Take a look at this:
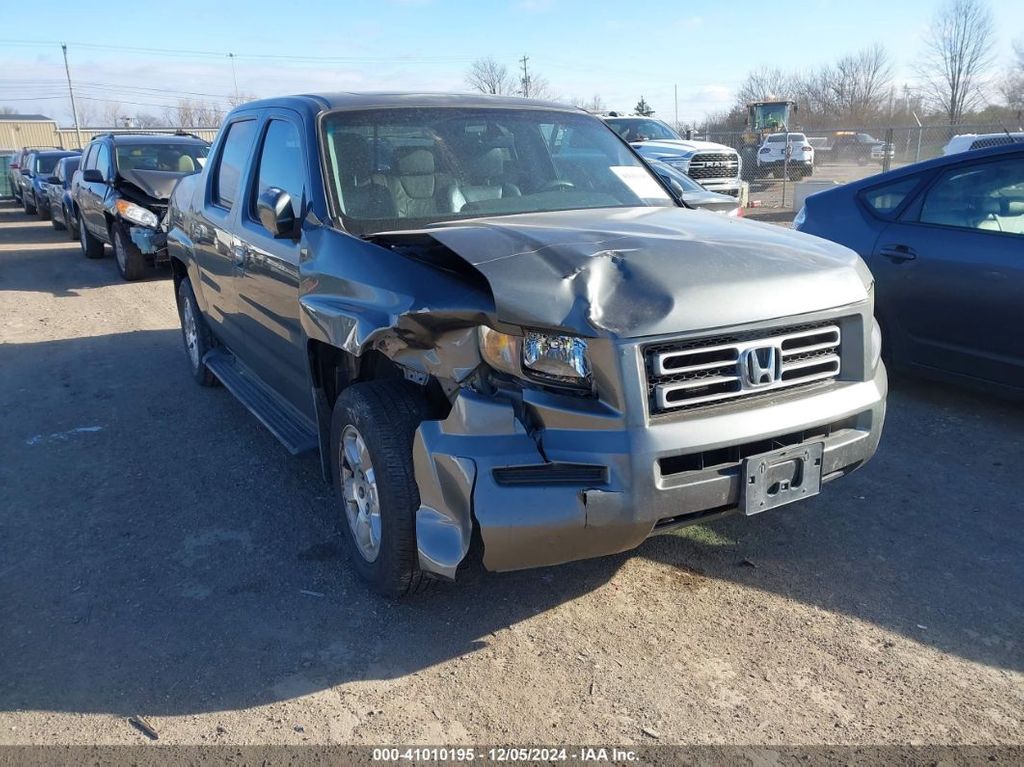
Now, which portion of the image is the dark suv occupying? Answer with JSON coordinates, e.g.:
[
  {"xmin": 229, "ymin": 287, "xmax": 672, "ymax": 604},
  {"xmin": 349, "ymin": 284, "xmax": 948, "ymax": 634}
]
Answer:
[
  {"xmin": 20, "ymin": 149, "xmax": 79, "ymax": 218},
  {"xmin": 45, "ymin": 155, "xmax": 81, "ymax": 235},
  {"xmin": 71, "ymin": 132, "xmax": 209, "ymax": 280}
]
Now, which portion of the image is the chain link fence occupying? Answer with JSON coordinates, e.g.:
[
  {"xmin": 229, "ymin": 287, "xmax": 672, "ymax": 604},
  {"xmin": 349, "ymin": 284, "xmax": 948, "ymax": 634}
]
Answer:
[{"xmin": 696, "ymin": 122, "xmax": 1022, "ymax": 211}]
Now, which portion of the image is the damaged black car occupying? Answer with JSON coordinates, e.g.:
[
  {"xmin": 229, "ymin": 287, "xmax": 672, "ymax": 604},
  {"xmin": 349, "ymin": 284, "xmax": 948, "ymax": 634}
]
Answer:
[
  {"xmin": 167, "ymin": 94, "xmax": 886, "ymax": 597},
  {"xmin": 70, "ymin": 132, "xmax": 209, "ymax": 280}
]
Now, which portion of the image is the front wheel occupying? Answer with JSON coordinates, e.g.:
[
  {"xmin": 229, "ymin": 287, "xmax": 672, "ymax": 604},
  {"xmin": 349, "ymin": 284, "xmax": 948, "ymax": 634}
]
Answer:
[
  {"xmin": 79, "ymin": 216, "xmax": 104, "ymax": 258},
  {"xmin": 23, "ymin": 194, "xmax": 36, "ymax": 216},
  {"xmin": 176, "ymin": 277, "xmax": 217, "ymax": 386},
  {"xmin": 113, "ymin": 223, "xmax": 147, "ymax": 281},
  {"xmin": 330, "ymin": 381, "xmax": 432, "ymax": 598}
]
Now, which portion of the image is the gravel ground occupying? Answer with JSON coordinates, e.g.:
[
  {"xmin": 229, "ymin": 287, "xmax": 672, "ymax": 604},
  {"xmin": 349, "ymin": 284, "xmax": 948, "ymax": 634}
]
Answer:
[{"xmin": 1, "ymin": 200, "xmax": 1022, "ymax": 749}]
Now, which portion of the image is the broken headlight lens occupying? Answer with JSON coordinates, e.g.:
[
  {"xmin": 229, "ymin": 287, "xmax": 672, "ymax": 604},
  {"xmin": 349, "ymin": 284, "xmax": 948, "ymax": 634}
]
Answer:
[
  {"xmin": 479, "ymin": 328, "xmax": 591, "ymax": 388},
  {"xmin": 115, "ymin": 199, "xmax": 159, "ymax": 229},
  {"xmin": 522, "ymin": 331, "xmax": 590, "ymax": 383}
]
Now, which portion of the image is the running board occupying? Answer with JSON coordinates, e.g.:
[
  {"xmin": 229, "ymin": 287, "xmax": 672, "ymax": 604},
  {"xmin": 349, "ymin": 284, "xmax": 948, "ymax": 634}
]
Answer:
[{"xmin": 203, "ymin": 349, "xmax": 318, "ymax": 456}]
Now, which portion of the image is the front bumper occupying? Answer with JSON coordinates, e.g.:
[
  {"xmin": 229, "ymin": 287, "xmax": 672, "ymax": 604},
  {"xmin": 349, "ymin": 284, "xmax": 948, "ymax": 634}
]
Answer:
[
  {"xmin": 413, "ymin": 308, "xmax": 887, "ymax": 578},
  {"xmin": 128, "ymin": 225, "xmax": 169, "ymax": 263},
  {"xmin": 697, "ymin": 178, "xmax": 742, "ymax": 196}
]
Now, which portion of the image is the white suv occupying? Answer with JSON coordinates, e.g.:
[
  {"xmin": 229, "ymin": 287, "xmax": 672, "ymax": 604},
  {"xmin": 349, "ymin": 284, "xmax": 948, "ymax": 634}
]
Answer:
[{"xmin": 757, "ymin": 133, "xmax": 814, "ymax": 179}]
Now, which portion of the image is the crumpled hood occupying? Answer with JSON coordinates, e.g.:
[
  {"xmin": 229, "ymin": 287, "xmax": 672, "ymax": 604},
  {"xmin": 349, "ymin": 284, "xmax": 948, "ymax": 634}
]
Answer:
[
  {"xmin": 634, "ymin": 139, "xmax": 734, "ymax": 158},
  {"xmin": 117, "ymin": 168, "xmax": 190, "ymax": 201},
  {"xmin": 394, "ymin": 206, "xmax": 872, "ymax": 338}
]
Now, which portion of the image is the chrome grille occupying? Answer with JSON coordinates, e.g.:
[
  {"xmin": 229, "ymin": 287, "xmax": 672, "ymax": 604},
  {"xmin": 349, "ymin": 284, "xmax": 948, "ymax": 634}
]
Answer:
[
  {"xmin": 687, "ymin": 152, "xmax": 740, "ymax": 181},
  {"xmin": 646, "ymin": 323, "xmax": 841, "ymax": 413}
]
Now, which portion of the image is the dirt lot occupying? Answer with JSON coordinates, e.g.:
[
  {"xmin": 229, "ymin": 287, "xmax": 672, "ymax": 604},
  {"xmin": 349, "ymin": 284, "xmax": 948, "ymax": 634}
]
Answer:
[{"xmin": 1, "ymin": 200, "xmax": 1022, "ymax": 749}]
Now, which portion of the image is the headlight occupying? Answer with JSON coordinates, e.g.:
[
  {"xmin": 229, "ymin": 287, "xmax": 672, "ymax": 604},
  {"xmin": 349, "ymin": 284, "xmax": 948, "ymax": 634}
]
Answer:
[
  {"xmin": 523, "ymin": 331, "xmax": 590, "ymax": 382},
  {"xmin": 662, "ymin": 156, "xmax": 690, "ymax": 170},
  {"xmin": 479, "ymin": 327, "xmax": 591, "ymax": 388},
  {"xmin": 870, "ymin": 317, "xmax": 882, "ymax": 371},
  {"xmin": 115, "ymin": 199, "xmax": 159, "ymax": 228}
]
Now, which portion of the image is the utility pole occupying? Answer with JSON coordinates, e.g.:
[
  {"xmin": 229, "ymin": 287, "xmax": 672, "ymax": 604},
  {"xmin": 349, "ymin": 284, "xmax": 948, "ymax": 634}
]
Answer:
[
  {"xmin": 61, "ymin": 43, "xmax": 84, "ymax": 150},
  {"xmin": 228, "ymin": 52, "xmax": 239, "ymax": 103},
  {"xmin": 674, "ymin": 84, "xmax": 678, "ymax": 131},
  {"xmin": 519, "ymin": 55, "xmax": 530, "ymax": 98}
]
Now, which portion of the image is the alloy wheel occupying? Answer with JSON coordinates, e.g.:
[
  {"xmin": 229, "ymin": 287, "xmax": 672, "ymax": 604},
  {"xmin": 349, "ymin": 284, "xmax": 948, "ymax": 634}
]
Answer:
[{"xmin": 340, "ymin": 425, "xmax": 382, "ymax": 563}]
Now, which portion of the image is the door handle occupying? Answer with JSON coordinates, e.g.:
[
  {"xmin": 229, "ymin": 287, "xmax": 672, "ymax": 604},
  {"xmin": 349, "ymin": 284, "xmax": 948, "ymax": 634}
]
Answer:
[
  {"xmin": 878, "ymin": 245, "xmax": 917, "ymax": 263},
  {"xmin": 230, "ymin": 243, "xmax": 249, "ymax": 268}
]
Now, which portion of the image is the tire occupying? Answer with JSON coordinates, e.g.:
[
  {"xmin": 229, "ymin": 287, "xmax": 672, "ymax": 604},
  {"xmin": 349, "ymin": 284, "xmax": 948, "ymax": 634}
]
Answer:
[
  {"xmin": 79, "ymin": 216, "xmax": 104, "ymax": 258},
  {"xmin": 66, "ymin": 206, "xmax": 79, "ymax": 240},
  {"xmin": 112, "ymin": 222, "xmax": 147, "ymax": 281},
  {"xmin": 330, "ymin": 381, "xmax": 432, "ymax": 598},
  {"xmin": 175, "ymin": 277, "xmax": 217, "ymax": 387},
  {"xmin": 37, "ymin": 201, "xmax": 51, "ymax": 221},
  {"xmin": 51, "ymin": 204, "xmax": 65, "ymax": 230},
  {"xmin": 23, "ymin": 193, "xmax": 36, "ymax": 216}
]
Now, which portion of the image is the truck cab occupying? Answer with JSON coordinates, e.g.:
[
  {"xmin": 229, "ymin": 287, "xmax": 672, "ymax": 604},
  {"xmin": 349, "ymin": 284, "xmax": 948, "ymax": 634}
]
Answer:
[{"xmin": 167, "ymin": 93, "xmax": 886, "ymax": 597}]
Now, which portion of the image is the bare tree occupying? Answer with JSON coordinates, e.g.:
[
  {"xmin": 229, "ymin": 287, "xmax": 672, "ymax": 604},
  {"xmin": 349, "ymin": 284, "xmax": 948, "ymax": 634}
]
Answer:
[
  {"xmin": 834, "ymin": 45, "xmax": 892, "ymax": 122},
  {"xmin": 134, "ymin": 113, "xmax": 164, "ymax": 129},
  {"xmin": 227, "ymin": 92, "xmax": 256, "ymax": 108},
  {"xmin": 916, "ymin": 0, "xmax": 996, "ymax": 125},
  {"xmin": 466, "ymin": 57, "xmax": 514, "ymax": 95},
  {"xmin": 100, "ymin": 101, "xmax": 122, "ymax": 127},
  {"xmin": 0, "ymin": 105, "xmax": 16, "ymax": 115},
  {"xmin": 1000, "ymin": 38, "xmax": 1024, "ymax": 112},
  {"xmin": 170, "ymin": 98, "xmax": 223, "ymax": 128},
  {"xmin": 571, "ymin": 94, "xmax": 606, "ymax": 112},
  {"xmin": 734, "ymin": 67, "xmax": 799, "ymax": 107}
]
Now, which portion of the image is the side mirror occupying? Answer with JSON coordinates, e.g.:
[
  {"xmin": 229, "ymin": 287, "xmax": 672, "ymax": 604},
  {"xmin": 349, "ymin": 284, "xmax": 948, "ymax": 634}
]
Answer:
[
  {"xmin": 82, "ymin": 169, "xmax": 105, "ymax": 183},
  {"xmin": 256, "ymin": 187, "xmax": 298, "ymax": 239}
]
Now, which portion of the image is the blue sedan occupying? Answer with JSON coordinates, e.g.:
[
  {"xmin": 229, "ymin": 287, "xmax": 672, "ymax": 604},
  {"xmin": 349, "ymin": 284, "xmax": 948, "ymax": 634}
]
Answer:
[{"xmin": 795, "ymin": 143, "xmax": 1024, "ymax": 395}]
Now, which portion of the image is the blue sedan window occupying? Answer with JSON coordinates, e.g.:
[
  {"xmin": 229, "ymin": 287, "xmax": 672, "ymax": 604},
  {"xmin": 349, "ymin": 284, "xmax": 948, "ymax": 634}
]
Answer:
[
  {"xmin": 863, "ymin": 176, "xmax": 919, "ymax": 215},
  {"xmin": 920, "ymin": 158, "xmax": 1024, "ymax": 236}
]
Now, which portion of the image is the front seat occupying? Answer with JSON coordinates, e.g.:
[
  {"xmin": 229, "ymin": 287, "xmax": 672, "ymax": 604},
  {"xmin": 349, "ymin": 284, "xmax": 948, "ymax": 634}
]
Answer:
[
  {"xmin": 449, "ymin": 148, "xmax": 522, "ymax": 212},
  {"xmin": 331, "ymin": 133, "xmax": 395, "ymax": 219},
  {"xmin": 384, "ymin": 147, "xmax": 447, "ymax": 218},
  {"xmin": 176, "ymin": 155, "xmax": 196, "ymax": 173}
]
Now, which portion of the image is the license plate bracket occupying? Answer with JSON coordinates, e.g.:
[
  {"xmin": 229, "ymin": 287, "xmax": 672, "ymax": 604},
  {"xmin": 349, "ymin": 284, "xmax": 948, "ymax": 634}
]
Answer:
[{"xmin": 741, "ymin": 442, "xmax": 824, "ymax": 516}]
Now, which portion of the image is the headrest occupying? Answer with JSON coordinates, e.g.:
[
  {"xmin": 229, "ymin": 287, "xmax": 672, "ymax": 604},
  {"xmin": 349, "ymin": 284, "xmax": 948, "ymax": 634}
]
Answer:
[
  {"xmin": 334, "ymin": 133, "xmax": 373, "ymax": 175},
  {"xmin": 468, "ymin": 148, "xmax": 504, "ymax": 182},
  {"xmin": 395, "ymin": 148, "xmax": 435, "ymax": 176}
]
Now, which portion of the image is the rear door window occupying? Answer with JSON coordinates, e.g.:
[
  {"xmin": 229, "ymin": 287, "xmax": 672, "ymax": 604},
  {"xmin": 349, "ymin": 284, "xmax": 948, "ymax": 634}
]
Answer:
[
  {"xmin": 862, "ymin": 176, "xmax": 920, "ymax": 216},
  {"xmin": 919, "ymin": 157, "xmax": 1024, "ymax": 236},
  {"xmin": 212, "ymin": 119, "xmax": 257, "ymax": 209}
]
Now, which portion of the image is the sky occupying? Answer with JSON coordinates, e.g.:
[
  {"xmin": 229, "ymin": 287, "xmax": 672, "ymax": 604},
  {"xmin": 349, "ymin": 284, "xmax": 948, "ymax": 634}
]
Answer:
[{"xmin": 1, "ymin": 0, "xmax": 1021, "ymax": 127}]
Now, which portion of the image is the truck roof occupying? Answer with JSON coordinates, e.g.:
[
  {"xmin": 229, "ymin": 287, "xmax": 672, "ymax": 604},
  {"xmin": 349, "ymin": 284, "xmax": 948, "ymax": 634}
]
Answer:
[{"xmin": 232, "ymin": 92, "xmax": 582, "ymax": 116}]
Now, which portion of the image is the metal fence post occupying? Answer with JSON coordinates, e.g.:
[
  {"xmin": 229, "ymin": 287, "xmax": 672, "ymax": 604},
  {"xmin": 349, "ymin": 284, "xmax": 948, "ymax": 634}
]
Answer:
[{"xmin": 883, "ymin": 127, "xmax": 894, "ymax": 172}]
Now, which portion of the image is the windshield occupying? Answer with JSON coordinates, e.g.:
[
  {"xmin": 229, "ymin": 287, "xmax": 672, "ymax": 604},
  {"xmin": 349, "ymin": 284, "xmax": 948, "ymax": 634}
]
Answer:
[
  {"xmin": 605, "ymin": 118, "xmax": 680, "ymax": 142},
  {"xmin": 752, "ymin": 103, "xmax": 791, "ymax": 132},
  {"xmin": 35, "ymin": 155, "xmax": 65, "ymax": 174},
  {"xmin": 115, "ymin": 143, "xmax": 209, "ymax": 173},
  {"xmin": 322, "ymin": 108, "xmax": 674, "ymax": 235}
]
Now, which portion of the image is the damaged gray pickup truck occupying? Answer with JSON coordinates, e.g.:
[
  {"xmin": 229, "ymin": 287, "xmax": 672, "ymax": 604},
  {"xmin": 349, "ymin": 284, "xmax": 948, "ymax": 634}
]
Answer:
[{"xmin": 166, "ymin": 93, "xmax": 887, "ymax": 597}]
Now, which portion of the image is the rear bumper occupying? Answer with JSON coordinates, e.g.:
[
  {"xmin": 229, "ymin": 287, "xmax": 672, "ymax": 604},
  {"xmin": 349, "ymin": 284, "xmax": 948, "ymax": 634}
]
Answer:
[{"xmin": 413, "ymin": 361, "xmax": 886, "ymax": 578}]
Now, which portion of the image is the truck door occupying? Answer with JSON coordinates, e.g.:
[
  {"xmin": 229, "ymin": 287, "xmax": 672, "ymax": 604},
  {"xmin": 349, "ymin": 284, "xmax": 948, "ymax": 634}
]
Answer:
[
  {"xmin": 193, "ymin": 117, "xmax": 258, "ymax": 352},
  {"xmin": 232, "ymin": 114, "xmax": 314, "ymax": 418}
]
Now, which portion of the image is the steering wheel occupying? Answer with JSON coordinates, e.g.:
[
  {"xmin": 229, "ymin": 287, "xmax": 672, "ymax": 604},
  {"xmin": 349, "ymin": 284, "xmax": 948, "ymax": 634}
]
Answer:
[{"xmin": 541, "ymin": 179, "xmax": 576, "ymax": 192}]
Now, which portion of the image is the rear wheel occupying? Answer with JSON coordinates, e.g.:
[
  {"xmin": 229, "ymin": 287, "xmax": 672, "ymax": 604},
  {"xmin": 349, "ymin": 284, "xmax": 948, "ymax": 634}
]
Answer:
[
  {"xmin": 65, "ymin": 206, "xmax": 78, "ymax": 240},
  {"xmin": 175, "ymin": 277, "xmax": 217, "ymax": 386},
  {"xmin": 330, "ymin": 381, "xmax": 432, "ymax": 598},
  {"xmin": 79, "ymin": 216, "xmax": 104, "ymax": 258},
  {"xmin": 113, "ymin": 223, "xmax": 147, "ymax": 281}
]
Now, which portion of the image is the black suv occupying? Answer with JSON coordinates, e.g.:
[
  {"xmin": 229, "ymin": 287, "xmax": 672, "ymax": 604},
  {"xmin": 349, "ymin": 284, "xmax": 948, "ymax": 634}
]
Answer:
[{"xmin": 71, "ymin": 132, "xmax": 210, "ymax": 280}]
